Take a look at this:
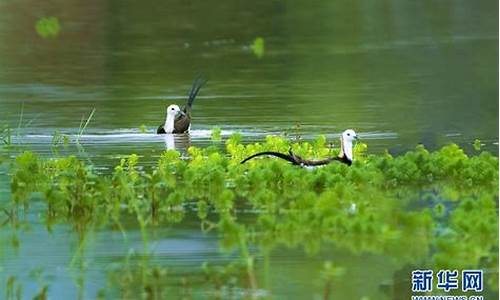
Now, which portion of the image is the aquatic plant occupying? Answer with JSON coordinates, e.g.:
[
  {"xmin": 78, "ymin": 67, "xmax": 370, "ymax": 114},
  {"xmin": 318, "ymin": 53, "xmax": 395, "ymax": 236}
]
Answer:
[
  {"xmin": 32, "ymin": 286, "xmax": 48, "ymax": 300},
  {"xmin": 35, "ymin": 16, "xmax": 60, "ymax": 39},
  {"xmin": 211, "ymin": 126, "xmax": 222, "ymax": 141},
  {"xmin": 51, "ymin": 130, "xmax": 69, "ymax": 147},
  {"xmin": 1, "ymin": 125, "xmax": 12, "ymax": 146},
  {"xmin": 76, "ymin": 108, "xmax": 95, "ymax": 143},
  {"xmin": 107, "ymin": 251, "xmax": 169, "ymax": 300},
  {"xmin": 320, "ymin": 261, "xmax": 345, "ymax": 300},
  {"xmin": 7, "ymin": 133, "xmax": 498, "ymax": 224},
  {"xmin": 251, "ymin": 37, "xmax": 265, "ymax": 58},
  {"xmin": 139, "ymin": 124, "xmax": 148, "ymax": 134},
  {"xmin": 201, "ymin": 260, "xmax": 256, "ymax": 299},
  {"xmin": 473, "ymin": 139, "xmax": 482, "ymax": 151},
  {"xmin": 4, "ymin": 272, "xmax": 48, "ymax": 300},
  {"xmin": 50, "ymin": 130, "xmax": 70, "ymax": 155},
  {"xmin": 1, "ymin": 132, "xmax": 498, "ymax": 295},
  {"xmin": 5, "ymin": 276, "xmax": 22, "ymax": 300},
  {"xmin": 16, "ymin": 103, "xmax": 24, "ymax": 141}
]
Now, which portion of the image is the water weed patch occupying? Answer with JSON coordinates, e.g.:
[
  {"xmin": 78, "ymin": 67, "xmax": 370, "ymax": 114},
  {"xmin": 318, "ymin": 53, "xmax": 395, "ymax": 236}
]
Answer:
[{"xmin": 1, "ymin": 133, "xmax": 498, "ymax": 297}]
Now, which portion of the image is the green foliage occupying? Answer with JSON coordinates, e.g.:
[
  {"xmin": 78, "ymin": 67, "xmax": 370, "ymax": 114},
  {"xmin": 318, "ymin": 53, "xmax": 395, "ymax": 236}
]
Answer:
[
  {"xmin": 32, "ymin": 286, "xmax": 48, "ymax": 300},
  {"xmin": 1, "ymin": 124, "xmax": 12, "ymax": 146},
  {"xmin": 51, "ymin": 130, "xmax": 69, "ymax": 152},
  {"xmin": 251, "ymin": 37, "xmax": 265, "ymax": 58},
  {"xmin": 107, "ymin": 252, "xmax": 168, "ymax": 300},
  {"xmin": 211, "ymin": 127, "xmax": 222, "ymax": 141},
  {"xmin": 473, "ymin": 139, "xmax": 482, "ymax": 151},
  {"xmin": 139, "ymin": 124, "xmax": 148, "ymax": 134},
  {"xmin": 202, "ymin": 261, "xmax": 248, "ymax": 297},
  {"xmin": 434, "ymin": 194, "xmax": 498, "ymax": 269},
  {"xmin": 2, "ymin": 135, "xmax": 499, "ymax": 295},
  {"xmin": 35, "ymin": 17, "xmax": 60, "ymax": 39},
  {"xmin": 321, "ymin": 261, "xmax": 345, "ymax": 300},
  {"xmin": 5, "ymin": 276, "xmax": 22, "ymax": 300}
]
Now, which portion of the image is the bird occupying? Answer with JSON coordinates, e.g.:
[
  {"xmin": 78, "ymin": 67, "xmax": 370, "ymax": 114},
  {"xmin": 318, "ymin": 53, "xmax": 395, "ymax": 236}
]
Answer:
[
  {"xmin": 157, "ymin": 76, "xmax": 207, "ymax": 134},
  {"xmin": 241, "ymin": 129, "xmax": 359, "ymax": 166}
]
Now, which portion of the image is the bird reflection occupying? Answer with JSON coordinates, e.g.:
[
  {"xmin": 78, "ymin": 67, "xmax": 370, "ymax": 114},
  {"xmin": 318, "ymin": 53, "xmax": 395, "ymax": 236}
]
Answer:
[{"xmin": 163, "ymin": 133, "xmax": 191, "ymax": 150}]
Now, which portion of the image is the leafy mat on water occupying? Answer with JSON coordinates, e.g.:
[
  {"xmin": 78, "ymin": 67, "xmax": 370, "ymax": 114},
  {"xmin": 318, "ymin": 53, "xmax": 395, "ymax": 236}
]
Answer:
[{"xmin": 1, "ymin": 133, "xmax": 499, "ymax": 294}]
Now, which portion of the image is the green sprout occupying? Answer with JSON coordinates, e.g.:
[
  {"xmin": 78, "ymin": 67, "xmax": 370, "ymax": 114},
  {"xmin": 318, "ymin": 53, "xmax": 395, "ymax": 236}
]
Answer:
[
  {"xmin": 211, "ymin": 127, "xmax": 222, "ymax": 141},
  {"xmin": 139, "ymin": 124, "xmax": 148, "ymax": 134},
  {"xmin": 473, "ymin": 139, "xmax": 482, "ymax": 151}
]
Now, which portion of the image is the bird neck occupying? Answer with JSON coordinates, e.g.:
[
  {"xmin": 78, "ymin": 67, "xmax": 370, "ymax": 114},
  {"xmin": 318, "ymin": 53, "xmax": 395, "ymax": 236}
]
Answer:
[
  {"xmin": 164, "ymin": 114, "xmax": 175, "ymax": 133},
  {"xmin": 339, "ymin": 136, "xmax": 353, "ymax": 162}
]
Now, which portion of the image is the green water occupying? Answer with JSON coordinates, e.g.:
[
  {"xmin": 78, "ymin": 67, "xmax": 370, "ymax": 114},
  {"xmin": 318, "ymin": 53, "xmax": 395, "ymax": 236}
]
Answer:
[{"xmin": 0, "ymin": 0, "xmax": 498, "ymax": 299}]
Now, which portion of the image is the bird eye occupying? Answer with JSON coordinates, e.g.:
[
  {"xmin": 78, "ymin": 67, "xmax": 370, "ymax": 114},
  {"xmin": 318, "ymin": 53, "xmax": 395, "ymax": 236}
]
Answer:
[
  {"xmin": 171, "ymin": 108, "xmax": 175, "ymax": 111},
  {"xmin": 347, "ymin": 133, "xmax": 350, "ymax": 136}
]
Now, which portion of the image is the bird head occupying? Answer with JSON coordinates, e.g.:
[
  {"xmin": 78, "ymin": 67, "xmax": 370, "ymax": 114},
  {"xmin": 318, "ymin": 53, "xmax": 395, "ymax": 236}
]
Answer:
[
  {"xmin": 341, "ymin": 129, "xmax": 358, "ymax": 143},
  {"xmin": 166, "ymin": 104, "xmax": 185, "ymax": 117}
]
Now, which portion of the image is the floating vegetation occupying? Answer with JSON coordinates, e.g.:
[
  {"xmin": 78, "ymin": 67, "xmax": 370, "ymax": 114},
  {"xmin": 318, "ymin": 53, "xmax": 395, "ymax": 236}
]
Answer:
[
  {"xmin": 139, "ymin": 124, "xmax": 148, "ymax": 134},
  {"xmin": 473, "ymin": 139, "xmax": 483, "ymax": 151},
  {"xmin": 211, "ymin": 126, "xmax": 222, "ymax": 141},
  {"xmin": 1, "ymin": 131, "xmax": 498, "ymax": 297},
  {"xmin": 251, "ymin": 37, "xmax": 265, "ymax": 58},
  {"xmin": 35, "ymin": 17, "xmax": 61, "ymax": 39}
]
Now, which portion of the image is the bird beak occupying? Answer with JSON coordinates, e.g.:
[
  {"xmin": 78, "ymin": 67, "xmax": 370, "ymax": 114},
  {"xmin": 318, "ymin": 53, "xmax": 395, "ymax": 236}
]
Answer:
[
  {"xmin": 177, "ymin": 110, "xmax": 186, "ymax": 117},
  {"xmin": 354, "ymin": 135, "xmax": 359, "ymax": 140}
]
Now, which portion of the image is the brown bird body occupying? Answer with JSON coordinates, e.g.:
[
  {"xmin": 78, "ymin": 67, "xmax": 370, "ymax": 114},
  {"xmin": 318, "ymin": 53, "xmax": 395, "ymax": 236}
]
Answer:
[{"xmin": 157, "ymin": 76, "xmax": 206, "ymax": 134}]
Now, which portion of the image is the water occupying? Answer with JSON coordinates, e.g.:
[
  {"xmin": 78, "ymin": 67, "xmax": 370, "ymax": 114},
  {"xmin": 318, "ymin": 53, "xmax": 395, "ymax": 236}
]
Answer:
[{"xmin": 0, "ymin": 0, "xmax": 498, "ymax": 299}]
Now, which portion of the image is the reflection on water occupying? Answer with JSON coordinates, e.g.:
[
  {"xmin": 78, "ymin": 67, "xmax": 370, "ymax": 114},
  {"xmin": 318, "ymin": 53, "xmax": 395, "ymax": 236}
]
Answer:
[
  {"xmin": 0, "ymin": 0, "xmax": 498, "ymax": 298},
  {"xmin": 163, "ymin": 133, "xmax": 192, "ymax": 151}
]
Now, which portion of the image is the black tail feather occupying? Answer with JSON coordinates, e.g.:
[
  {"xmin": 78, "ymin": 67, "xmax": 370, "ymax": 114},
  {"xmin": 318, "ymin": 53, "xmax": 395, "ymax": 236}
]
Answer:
[
  {"xmin": 187, "ymin": 74, "xmax": 207, "ymax": 109},
  {"xmin": 241, "ymin": 150, "xmax": 349, "ymax": 166},
  {"xmin": 240, "ymin": 151, "xmax": 299, "ymax": 164}
]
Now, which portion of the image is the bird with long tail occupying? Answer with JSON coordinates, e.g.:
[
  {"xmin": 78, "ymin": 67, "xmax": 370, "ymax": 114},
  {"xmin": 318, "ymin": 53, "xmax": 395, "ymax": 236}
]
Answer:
[
  {"xmin": 241, "ymin": 129, "xmax": 359, "ymax": 166},
  {"xmin": 157, "ymin": 75, "xmax": 207, "ymax": 134}
]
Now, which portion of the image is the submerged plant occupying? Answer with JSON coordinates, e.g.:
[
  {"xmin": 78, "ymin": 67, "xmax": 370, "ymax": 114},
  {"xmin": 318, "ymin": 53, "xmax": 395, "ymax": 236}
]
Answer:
[
  {"xmin": 5, "ymin": 276, "xmax": 22, "ymax": 300},
  {"xmin": 106, "ymin": 249, "xmax": 168, "ymax": 300},
  {"xmin": 320, "ymin": 261, "xmax": 345, "ymax": 300}
]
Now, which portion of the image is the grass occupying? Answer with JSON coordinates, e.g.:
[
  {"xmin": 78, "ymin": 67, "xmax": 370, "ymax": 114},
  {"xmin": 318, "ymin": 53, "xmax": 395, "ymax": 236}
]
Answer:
[
  {"xmin": 16, "ymin": 102, "xmax": 24, "ymax": 140},
  {"xmin": 0, "ymin": 103, "xmax": 39, "ymax": 148},
  {"xmin": 76, "ymin": 108, "xmax": 96, "ymax": 143},
  {"xmin": 1, "ymin": 125, "xmax": 12, "ymax": 146}
]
